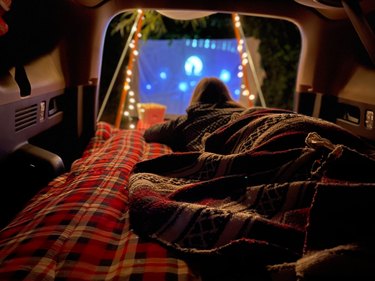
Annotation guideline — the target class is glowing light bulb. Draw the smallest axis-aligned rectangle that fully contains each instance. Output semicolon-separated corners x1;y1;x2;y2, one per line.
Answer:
249;94;255;100
160;72;167;79
220;69;231;82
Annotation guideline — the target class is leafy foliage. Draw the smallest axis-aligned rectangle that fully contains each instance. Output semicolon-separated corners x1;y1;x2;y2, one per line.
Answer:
241;16;301;109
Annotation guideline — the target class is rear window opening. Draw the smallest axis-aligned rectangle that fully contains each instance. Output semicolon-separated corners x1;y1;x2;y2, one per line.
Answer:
98;10;301;129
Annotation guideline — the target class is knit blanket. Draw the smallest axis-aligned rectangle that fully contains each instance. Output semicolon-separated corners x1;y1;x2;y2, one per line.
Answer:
128;108;375;280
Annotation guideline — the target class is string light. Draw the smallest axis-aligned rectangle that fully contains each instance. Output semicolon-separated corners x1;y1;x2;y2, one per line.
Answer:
115;9;144;129
232;13;254;107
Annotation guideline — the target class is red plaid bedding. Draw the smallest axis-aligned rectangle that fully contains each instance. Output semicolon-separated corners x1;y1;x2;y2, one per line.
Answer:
0;122;200;281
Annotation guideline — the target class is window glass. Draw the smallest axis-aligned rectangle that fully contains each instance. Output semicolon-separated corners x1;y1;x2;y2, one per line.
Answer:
98;11;301;128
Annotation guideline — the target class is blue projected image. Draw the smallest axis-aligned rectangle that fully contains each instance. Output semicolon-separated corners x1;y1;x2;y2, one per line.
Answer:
137;38;241;115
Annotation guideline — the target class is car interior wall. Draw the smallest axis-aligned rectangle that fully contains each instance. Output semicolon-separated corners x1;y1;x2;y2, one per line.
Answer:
60;1;113;87
298;15;373;95
294;15;358;104
0;1;102;187
294;5;375;141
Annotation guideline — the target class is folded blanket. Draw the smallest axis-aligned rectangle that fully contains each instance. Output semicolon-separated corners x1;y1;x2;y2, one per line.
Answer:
128;108;375;280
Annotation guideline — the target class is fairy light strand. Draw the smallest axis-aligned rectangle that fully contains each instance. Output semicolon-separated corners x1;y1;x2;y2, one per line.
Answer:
115;9;144;129
232;13;254;107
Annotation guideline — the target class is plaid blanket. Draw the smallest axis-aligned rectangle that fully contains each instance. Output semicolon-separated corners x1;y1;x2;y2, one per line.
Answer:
128;108;375;280
0;122;199;281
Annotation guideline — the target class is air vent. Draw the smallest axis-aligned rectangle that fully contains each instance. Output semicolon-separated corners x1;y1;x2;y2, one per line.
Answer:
15;104;38;132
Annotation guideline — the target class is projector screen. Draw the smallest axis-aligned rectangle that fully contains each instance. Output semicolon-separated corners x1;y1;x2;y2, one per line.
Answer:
137;38;242;116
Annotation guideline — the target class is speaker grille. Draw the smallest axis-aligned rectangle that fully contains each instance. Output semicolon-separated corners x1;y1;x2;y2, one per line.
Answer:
15;104;38;132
